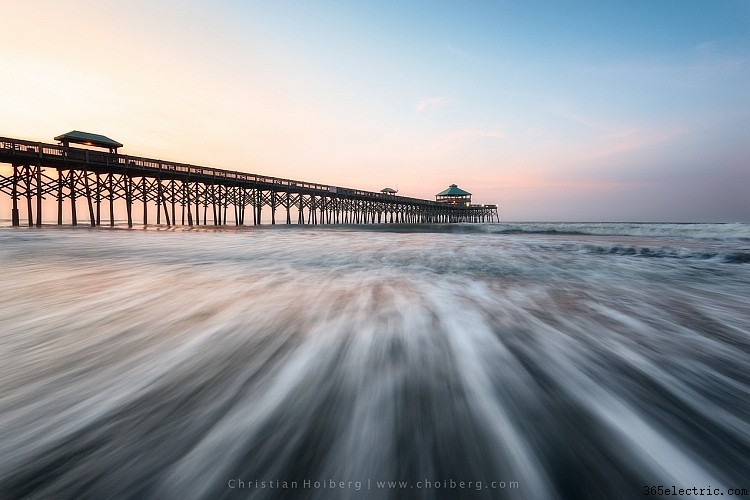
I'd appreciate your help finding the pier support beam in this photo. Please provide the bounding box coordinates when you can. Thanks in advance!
[24,165,33,226]
[171,180,176,226]
[70,170,77,226]
[157,178,162,225]
[271,191,276,225]
[95,173,102,226]
[143,177,148,226]
[187,181,193,226]
[298,194,304,224]
[161,180,171,226]
[35,163,42,227]
[11,164,20,226]
[84,171,95,227]
[286,192,291,224]
[181,182,186,225]
[126,175,133,228]
[221,185,226,225]
[57,169,63,226]
[195,183,200,226]
[108,173,115,227]
[211,184,217,225]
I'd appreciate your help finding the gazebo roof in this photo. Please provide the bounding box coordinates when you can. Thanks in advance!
[54,131,123,149]
[381,187,398,194]
[436,184,471,196]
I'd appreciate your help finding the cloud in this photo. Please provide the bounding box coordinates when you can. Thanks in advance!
[694,40,719,54]
[582,126,687,162]
[421,126,507,156]
[448,128,506,141]
[445,43,484,64]
[415,96,453,114]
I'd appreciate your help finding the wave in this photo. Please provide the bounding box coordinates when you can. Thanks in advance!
[2,220,749,241]
[326,221,747,239]
[551,243,750,263]
[315,224,750,263]
[1,226,748,270]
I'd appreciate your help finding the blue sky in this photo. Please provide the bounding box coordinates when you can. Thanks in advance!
[1,0,748,221]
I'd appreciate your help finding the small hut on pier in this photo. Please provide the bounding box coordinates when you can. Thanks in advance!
[54,131,123,154]
[436,184,471,206]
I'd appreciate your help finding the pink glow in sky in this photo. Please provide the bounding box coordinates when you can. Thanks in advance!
[1,1,748,221]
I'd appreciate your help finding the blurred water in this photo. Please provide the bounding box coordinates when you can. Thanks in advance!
[0,224,749,499]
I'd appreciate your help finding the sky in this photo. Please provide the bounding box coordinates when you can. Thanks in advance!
[1,0,749,222]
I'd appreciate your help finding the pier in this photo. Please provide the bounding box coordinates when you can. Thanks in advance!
[0,134,499,227]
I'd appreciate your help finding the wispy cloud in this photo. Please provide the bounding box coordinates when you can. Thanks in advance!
[582,50,749,85]
[446,43,472,59]
[426,126,507,154]
[415,96,453,114]
[694,40,719,54]
[593,126,686,159]
[448,128,506,141]
[445,43,485,64]
[546,101,604,130]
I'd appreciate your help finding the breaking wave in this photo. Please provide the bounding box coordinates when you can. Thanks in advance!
[348,222,750,241]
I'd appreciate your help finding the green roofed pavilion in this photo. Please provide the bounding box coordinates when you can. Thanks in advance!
[54,131,123,153]
[436,184,472,205]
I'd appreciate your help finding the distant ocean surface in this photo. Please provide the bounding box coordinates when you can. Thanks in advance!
[1,222,749,499]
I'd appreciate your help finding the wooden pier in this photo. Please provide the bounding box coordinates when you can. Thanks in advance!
[0,135,499,227]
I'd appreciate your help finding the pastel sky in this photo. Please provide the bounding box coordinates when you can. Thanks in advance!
[1,0,749,222]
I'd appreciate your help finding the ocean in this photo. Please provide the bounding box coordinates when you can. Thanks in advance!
[0,222,748,499]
